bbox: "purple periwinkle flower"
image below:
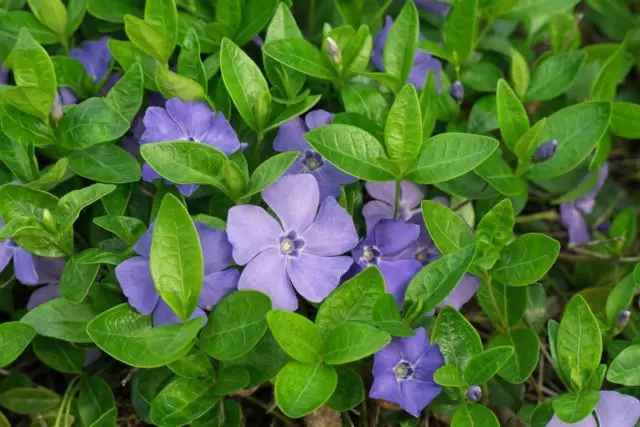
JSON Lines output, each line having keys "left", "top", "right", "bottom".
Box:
{"left": 140, "top": 98, "right": 242, "bottom": 197}
{"left": 0, "top": 63, "right": 8, "bottom": 85}
{"left": 70, "top": 37, "right": 113, "bottom": 83}
{"left": 560, "top": 163, "right": 609, "bottom": 246}
{"left": 372, "top": 16, "right": 443, "bottom": 91}
{"left": 547, "top": 391, "right": 640, "bottom": 427}
{"left": 351, "top": 219, "right": 422, "bottom": 306}
{"left": 616, "top": 310, "right": 631, "bottom": 329}
{"left": 414, "top": 0, "right": 451, "bottom": 16}
{"left": 326, "top": 37, "right": 342, "bottom": 65}
{"left": 467, "top": 385, "right": 482, "bottom": 402}
{"left": 535, "top": 139, "right": 558, "bottom": 161}
{"left": 450, "top": 80, "right": 464, "bottom": 102}
{"left": 273, "top": 110, "right": 357, "bottom": 199}
{"left": 226, "top": 174, "right": 358, "bottom": 310}
{"left": 0, "top": 220, "right": 65, "bottom": 310}
{"left": 370, "top": 328, "right": 444, "bottom": 417}
{"left": 115, "top": 222, "right": 240, "bottom": 326}
{"left": 362, "top": 181, "right": 425, "bottom": 232}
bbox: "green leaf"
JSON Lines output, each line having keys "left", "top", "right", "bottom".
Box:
{"left": 106, "top": 63, "right": 144, "bottom": 123}
{"left": 140, "top": 142, "right": 227, "bottom": 189}
{"left": 27, "top": 0, "right": 68, "bottom": 38}
{"left": 606, "top": 344, "right": 640, "bottom": 386}
{"left": 0, "top": 12, "right": 59, "bottom": 59}
{"left": 21, "top": 298, "right": 97, "bottom": 343}
{"left": 610, "top": 102, "right": 640, "bottom": 139}
{"left": 474, "top": 150, "right": 527, "bottom": 196}
{"left": 267, "top": 310, "right": 322, "bottom": 364}
{"left": 304, "top": 124, "right": 395, "bottom": 182}
{"left": 327, "top": 367, "right": 364, "bottom": 412}
{"left": 77, "top": 377, "right": 116, "bottom": 427}
{"left": 434, "top": 365, "right": 467, "bottom": 387}
{"left": 432, "top": 306, "right": 483, "bottom": 371}
{"left": 315, "top": 267, "right": 385, "bottom": 336}
{"left": 383, "top": 0, "right": 418, "bottom": 83}
{"left": 421, "top": 200, "right": 474, "bottom": 255}
{"left": 0, "top": 103, "right": 56, "bottom": 148}
{"left": 608, "top": 207, "right": 636, "bottom": 255}
{"left": 372, "top": 294, "right": 414, "bottom": 337}
{"left": 275, "top": 361, "right": 337, "bottom": 419}
{"left": 461, "top": 61, "right": 502, "bottom": 93}
{"left": 467, "top": 95, "right": 498, "bottom": 135}
{"left": 59, "top": 256, "right": 100, "bottom": 304}
{"left": 404, "top": 245, "right": 476, "bottom": 316}
{"left": 0, "top": 387, "right": 60, "bottom": 414}
{"left": 590, "top": 40, "right": 626, "bottom": 102}
{"left": 66, "top": 0, "right": 88, "bottom": 35}
{"left": 87, "top": 304, "right": 202, "bottom": 368}
{"left": 557, "top": 295, "right": 602, "bottom": 390}
{"left": 552, "top": 391, "right": 599, "bottom": 424}
{"left": 123, "top": 15, "right": 172, "bottom": 63}
{"left": 497, "top": 79, "right": 529, "bottom": 153}
{"left": 150, "top": 193, "right": 203, "bottom": 321}
{"left": 220, "top": 38, "right": 271, "bottom": 131}
{"left": 405, "top": 133, "right": 499, "bottom": 184}
{"left": 444, "top": 0, "right": 477, "bottom": 65}
{"left": 477, "top": 280, "right": 527, "bottom": 331}
{"left": 68, "top": 144, "right": 141, "bottom": 184}
{"left": 31, "top": 336, "right": 85, "bottom": 373}
{"left": 211, "top": 365, "right": 249, "bottom": 395}
{"left": 200, "top": 290, "right": 271, "bottom": 361}
{"left": 155, "top": 67, "right": 206, "bottom": 101}
{"left": 451, "top": 404, "right": 500, "bottom": 427}
{"left": 265, "top": 94, "right": 322, "bottom": 132}
{"left": 215, "top": 0, "right": 242, "bottom": 34}
{"left": 168, "top": 348, "right": 214, "bottom": 380}
{"left": 108, "top": 39, "right": 160, "bottom": 91}
{"left": 502, "top": 0, "right": 580, "bottom": 20}
{"left": 25, "top": 158, "right": 69, "bottom": 191}
{"left": 510, "top": 49, "right": 530, "bottom": 99}
{"left": 87, "top": 0, "right": 142, "bottom": 23}
{"left": 150, "top": 378, "right": 218, "bottom": 427}
{"left": 233, "top": 0, "right": 279, "bottom": 46}
{"left": 489, "top": 329, "right": 540, "bottom": 384}
{"left": 245, "top": 152, "right": 297, "bottom": 197}
{"left": 474, "top": 199, "right": 514, "bottom": 270}
{"left": 491, "top": 233, "right": 560, "bottom": 286}
{"left": 192, "top": 398, "right": 242, "bottom": 427}
{"left": 340, "top": 83, "right": 390, "bottom": 124}
{"left": 0, "top": 322, "right": 36, "bottom": 368}
{"left": 420, "top": 71, "right": 439, "bottom": 139}
{"left": 263, "top": 38, "right": 336, "bottom": 80}
{"left": 0, "top": 132, "right": 39, "bottom": 183}
{"left": 463, "top": 347, "right": 514, "bottom": 385}
{"left": 93, "top": 215, "right": 145, "bottom": 245}
{"left": 384, "top": 84, "right": 422, "bottom": 165}
{"left": 525, "top": 51, "right": 585, "bottom": 101}
{"left": 58, "top": 98, "right": 131, "bottom": 150}
{"left": 56, "top": 183, "right": 115, "bottom": 231}
{"left": 605, "top": 269, "right": 638, "bottom": 326}
{"left": 322, "top": 323, "right": 391, "bottom": 365}
{"left": 143, "top": 0, "right": 177, "bottom": 61}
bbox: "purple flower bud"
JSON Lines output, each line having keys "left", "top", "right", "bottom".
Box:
{"left": 252, "top": 36, "right": 264, "bottom": 47}
{"left": 467, "top": 385, "right": 482, "bottom": 402}
{"left": 0, "top": 62, "right": 9, "bottom": 85}
{"left": 51, "top": 92, "right": 64, "bottom": 122}
{"left": 616, "top": 310, "right": 631, "bottom": 330}
{"left": 535, "top": 139, "right": 558, "bottom": 161}
{"left": 326, "top": 37, "right": 342, "bottom": 65}
{"left": 450, "top": 81, "right": 464, "bottom": 102}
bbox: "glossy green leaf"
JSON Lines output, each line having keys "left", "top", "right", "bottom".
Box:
{"left": 0, "top": 387, "right": 60, "bottom": 414}
{"left": 489, "top": 328, "right": 540, "bottom": 384}
{"left": 32, "top": 336, "right": 84, "bottom": 374}
{"left": 151, "top": 377, "right": 218, "bottom": 427}
{"left": 105, "top": 63, "right": 144, "bottom": 123}
{"left": 463, "top": 347, "right": 514, "bottom": 385}
{"left": 497, "top": 79, "right": 529, "bottom": 152}
{"left": 168, "top": 348, "right": 214, "bottom": 380}
{"left": 451, "top": 404, "right": 500, "bottom": 427}
{"left": 77, "top": 377, "right": 116, "bottom": 427}
{"left": 477, "top": 280, "right": 527, "bottom": 331}
{"left": 192, "top": 398, "right": 242, "bottom": 427}
{"left": 263, "top": 38, "right": 335, "bottom": 80}
{"left": 503, "top": 0, "right": 580, "bottom": 20}
{"left": 434, "top": 365, "right": 467, "bottom": 387}
{"left": 491, "top": 233, "right": 560, "bottom": 286}
{"left": 474, "top": 199, "right": 514, "bottom": 270}
{"left": 267, "top": 310, "right": 322, "bottom": 364}
{"left": 275, "top": 361, "right": 337, "bottom": 419}
{"left": 233, "top": 0, "right": 279, "bottom": 47}
{"left": 59, "top": 256, "right": 100, "bottom": 304}
{"left": 340, "top": 83, "right": 390, "bottom": 124}
{"left": 21, "top": 298, "right": 96, "bottom": 343}
{"left": 420, "top": 71, "right": 439, "bottom": 139}
{"left": 68, "top": 143, "right": 141, "bottom": 184}
{"left": 606, "top": 344, "right": 640, "bottom": 386}
{"left": 383, "top": 0, "right": 418, "bottom": 82}
{"left": 510, "top": 49, "right": 529, "bottom": 99}
{"left": 552, "top": 391, "right": 599, "bottom": 424}
{"left": 525, "top": 51, "right": 585, "bottom": 101}
{"left": 0, "top": 322, "right": 36, "bottom": 368}
{"left": 56, "top": 183, "right": 116, "bottom": 232}
{"left": 610, "top": 102, "right": 640, "bottom": 139}
{"left": 58, "top": 98, "right": 130, "bottom": 150}
{"left": 384, "top": 84, "right": 422, "bottom": 164}
{"left": 590, "top": 40, "right": 626, "bottom": 102}
{"left": 327, "top": 367, "right": 364, "bottom": 412}
{"left": 421, "top": 200, "right": 474, "bottom": 255}
{"left": 432, "top": 306, "right": 483, "bottom": 371}
{"left": 605, "top": 270, "right": 638, "bottom": 326}
{"left": 467, "top": 95, "right": 498, "bottom": 135}
{"left": 372, "top": 294, "right": 414, "bottom": 337}
{"left": 444, "top": 0, "right": 477, "bottom": 65}
{"left": 474, "top": 150, "right": 527, "bottom": 196}
{"left": 322, "top": 323, "right": 390, "bottom": 365}
{"left": 27, "top": 0, "right": 67, "bottom": 38}
{"left": 245, "top": 152, "right": 297, "bottom": 197}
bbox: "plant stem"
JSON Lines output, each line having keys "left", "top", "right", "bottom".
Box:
{"left": 307, "top": 0, "right": 316, "bottom": 37}
{"left": 393, "top": 179, "right": 402, "bottom": 218}
{"left": 515, "top": 210, "right": 558, "bottom": 223}
{"left": 251, "top": 131, "right": 266, "bottom": 169}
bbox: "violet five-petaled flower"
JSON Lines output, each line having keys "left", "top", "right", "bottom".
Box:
{"left": 0, "top": 219, "right": 65, "bottom": 310}
{"left": 362, "top": 182, "right": 480, "bottom": 310}
{"left": 273, "top": 110, "right": 357, "bottom": 199}
{"left": 370, "top": 328, "right": 444, "bottom": 417}
{"left": 535, "top": 139, "right": 558, "bottom": 161}
{"left": 559, "top": 162, "right": 609, "bottom": 246}
{"left": 372, "top": 16, "right": 443, "bottom": 91}
{"left": 414, "top": 0, "right": 452, "bottom": 16}
{"left": 139, "top": 98, "right": 242, "bottom": 197}
{"left": 547, "top": 391, "right": 640, "bottom": 427}
{"left": 226, "top": 174, "right": 358, "bottom": 310}
{"left": 115, "top": 222, "right": 239, "bottom": 326}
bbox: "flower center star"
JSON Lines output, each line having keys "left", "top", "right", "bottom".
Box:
{"left": 279, "top": 231, "right": 305, "bottom": 256}
{"left": 361, "top": 245, "right": 381, "bottom": 266}
{"left": 393, "top": 360, "right": 414, "bottom": 381}
{"left": 302, "top": 150, "right": 324, "bottom": 171}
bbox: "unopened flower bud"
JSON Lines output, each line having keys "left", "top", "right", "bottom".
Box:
{"left": 42, "top": 208, "right": 56, "bottom": 233}
{"left": 535, "top": 139, "right": 558, "bottom": 161}
{"left": 467, "top": 385, "right": 482, "bottom": 402}
{"left": 616, "top": 310, "right": 631, "bottom": 330}
{"left": 326, "top": 37, "right": 342, "bottom": 65}
{"left": 450, "top": 81, "right": 464, "bottom": 103}
{"left": 51, "top": 91, "right": 64, "bottom": 122}
{"left": 252, "top": 36, "right": 264, "bottom": 47}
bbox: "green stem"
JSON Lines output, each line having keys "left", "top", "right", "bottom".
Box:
{"left": 251, "top": 131, "right": 266, "bottom": 169}
{"left": 515, "top": 210, "right": 558, "bottom": 223}
{"left": 307, "top": 0, "right": 316, "bottom": 37}
{"left": 393, "top": 179, "right": 402, "bottom": 218}
{"left": 367, "top": 0, "right": 394, "bottom": 27}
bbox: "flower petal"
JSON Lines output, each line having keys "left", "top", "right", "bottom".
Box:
{"left": 374, "top": 220, "right": 420, "bottom": 256}
{"left": 399, "top": 379, "right": 441, "bottom": 417}
{"left": 153, "top": 299, "right": 207, "bottom": 327}
{"left": 164, "top": 99, "right": 213, "bottom": 140}
{"left": 13, "top": 248, "right": 39, "bottom": 286}
{"left": 0, "top": 241, "right": 15, "bottom": 274}
{"left": 238, "top": 248, "right": 297, "bottom": 310}
{"left": 198, "top": 112, "right": 242, "bottom": 155}
{"left": 177, "top": 183, "right": 200, "bottom": 197}
{"left": 560, "top": 203, "right": 590, "bottom": 245}
{"left": 31, "top": 256, "right": 65, "bottom": 283}
{"left": 302, "top": 198, "right": 358, "bottom": 256}
{"left": 594, "top": 391, "right": 640, "bottom": 427}
{"left": 408, "top": 51, "right": 442, "bottom": 90}
{"left": 115, "top": 256, "right": 159, "bottom": 315}
{"left": 287, "top": 253, "right": 353, "bottom": 303}
{"left": 369, "top": 372, "right": 403, "bottom": 409}
{"left": 394, "top": 328, "right": 430, "bottom": 362}
{"left": 263, "top": 174, "right": 319, "bottom": 233}
{"left": 372, "top": 341, "right": 403, "bottom": 376}
{"left": 199, "top": 269, "right": 239, "bottom": 310}
{"left": 141, "top": 163, "right": 161, "bottom": 183}
{"left": 196, "top": 222, "right": 234, "bottom": 274}
{"left": 438, "top": 274, "right": 480, "bottom": 310}
{"left": 140, "top": 106, "right": 186, "bottom": 143}
{"left": 133, "top": 223, "right": 155, "bottom": 258}
{"left": 273, "top": 117, "right": 310, "bottom": 153}
{"left": 366, "top": 181, "right": 425, "bottom": 209}
{"left": 27, "top": 284, "right": 61, "bottom": 310}
{"left": 304, "top": 110, "right": 333, "bottom": 130}
{"left": 547, "top": 415, "right": 597, "bottom": 427}
{"left": 372, "top": 16, "right": 393, "bottom": 72}
{"left": 363, "top": 200, "right": 394, "bottom": 233}
{"left": 378, "top": 259, "right": 423, "bottom": 306}
{"left": 226, "top": 205, "right": 281, "bottom": 265}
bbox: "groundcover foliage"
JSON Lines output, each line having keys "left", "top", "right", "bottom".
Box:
{"left": 0, "top": 0, "right": 639, "bottom": 425}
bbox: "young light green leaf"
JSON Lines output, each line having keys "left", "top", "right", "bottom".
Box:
{"left": 109, "top": 39, "right": 160, "bottom": 91}
{"left": 474, "top": 199, "right": 514, "bottom": 270}
{"left": 215, "top": 0, "right": 242, "bottom": 34}
{"left": 155, "top": 67, "right": 205, "bottom": 101}
{"left": 265, "top": 94, "right": 322, "bottom": 131}
{"left": 372, "top": 294, "right": 414, "bottom": 337}
{"left": 384, "top": 84, "right": 422, "bottom": 164}
{"left": 463, "top": 346, "right": 514, "bottom": 385}
{"left": 525, "top": 51, "right": 585, "bottom": 101}
{"left": 405, "top": 133, "right": 499, "bottom": 184}
{"left": 87, "top": 304, "right": 202, "bottom": 368}
{"left": 0, "top": 133, "right": 39, "bottom": 184}
{"left": 322, "top": 323, "right": 391, "bottom": 365}
{"left": 552, "top": 391, "right": 600, "bottom": 424}
{"left": 263, "top": 38, "right": 336, "bottom": 80}
{"left": 246, "top": 152, "right": 297, "bottom": 197}
{"left": 21, "top": 298, "right": 97, "bottom": 343}
{"left": 420, "top": 71, "right": 439, "bottom": 139}
{"left": 489, "top": 328, "right": 539, "bottom": 384}
{"left": 304, "top": 124, "right": 396, "bottom": 182}
{"left": 56, "top": 183, "right": 116, "bottom": 231}
{"left": 605, "top": 271, "right": 638, "bottom": 326}
{"left": 421, "top": 200, "right": 474, "bottom": 255}
{"left": 434, "top": 365, "right": 467, "bottom": 387}
{"left": 497, "top": 79, "right": 529, "bottom": 152}
{"left": 557, "top": 295, "right": 602, "bottom": 390}
{"left": 610, "top": 102, "right": 640, "bottom": 139}
{"left": 267, "top": 310, "right": 322, "bottom": 364}
{"left": 0, "top": 322, "right": 36, "bottom": 368}
{"left": 443, "top": 0, "right": 477, "bottom": 65}
{"left": 151, "top": 378, "right": 218, "bottom": 427}
{"left": 105, "top": 63, "right": 144, "bottom": 123}
{"left": 123, "top": 16, "right": 173, "bottom": 63}
{"left": 510, "top": 49, "right": 529, "bottom": 99}
{"left": 383, "top": 0, "right": 418, "bottom": 83}
{"left": 606, "top": 344, "right": 640, "bottom": 386}
{"left": 150, "top": 194, "right": 203, "bottom": 321}
{"left": 275, "top": 361, "right": 337, "bottom": 419}
{"left": 491, "top": 233, "right": 559, "bottom": 286}
{"left": 451, "top": 404, "right": 500, "bottom": 427}
{"left": 432, "top": 306, "right": 483, "bottom": 371}
{"left": 27, "top": 0, "right": 68, "bottom": 38}
{"left": 220, "top": 38, "right": 271, "bottom": 131}
{"left": 199, "top": 290, "right": 271, "bottom": 361}
{"left": 590, "top": 40, "right": 626, "bottom": 101}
